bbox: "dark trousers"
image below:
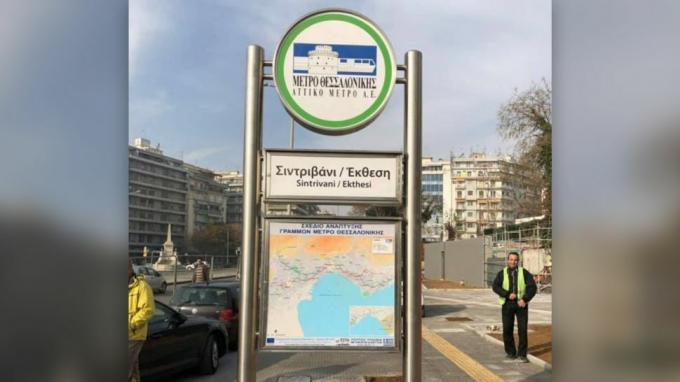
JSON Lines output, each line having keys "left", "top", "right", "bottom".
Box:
{"left": 502, "top": 301, "right": 528, "bottom": 357}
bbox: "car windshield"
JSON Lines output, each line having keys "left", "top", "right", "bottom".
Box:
{"left": 170, "top": 287, "right": 229, "bottom": 306}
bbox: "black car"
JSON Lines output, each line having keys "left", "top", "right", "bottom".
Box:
{"left": 169, "top": 281, "right": 240, "bottom": 350}
{"left": 139, "top": 301, "right": 229, "bottom": 380}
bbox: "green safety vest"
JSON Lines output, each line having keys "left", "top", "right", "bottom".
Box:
{"left": 499, "top": 266, "right": 526, "bottom": 305}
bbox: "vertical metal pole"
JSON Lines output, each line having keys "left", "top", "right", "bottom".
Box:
{"left": 518, "top": 228, "right": 523, "bottom": 267}
{"left": 173, "top": 254, "right": 178, "bottom": 296}
{"left": 287, "top": 118, "right": 294, "bottom": 215}
{"left": 440, "top": 247, "right": 445, "bottom": 280}
{"left": 404, "top": 50, "right": 422, "bottom": 382}
{"left": 238, "top": 45, "right": 263, "bottom": 382}
{"left": 440, "top": 228, "right": 445, "bottom": 280}
{"left": 210, "top": 256, "right": 214, "bottom": 281}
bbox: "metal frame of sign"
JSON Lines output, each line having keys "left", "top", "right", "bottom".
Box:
{"left": 258, "top": 217, "right": 402, "bottom": 352}
{"left": 240, "top": 34, "right": 422, "bottom": 382}
{"left": 272, "top": 8, "right": 397, "bottom": 135}
{"left": 264, "top": 149, "right": 403, "bottom": 205}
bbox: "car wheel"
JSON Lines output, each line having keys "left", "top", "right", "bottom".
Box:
{"left": 198, "top": 335, "right": 219, "bottom": 375}
{"left": 159, "top": 282, "right": 167, "bottom": 294}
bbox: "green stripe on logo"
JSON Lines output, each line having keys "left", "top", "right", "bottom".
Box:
{"left": 274, "top": 12, "right": 395, "bottom": 132}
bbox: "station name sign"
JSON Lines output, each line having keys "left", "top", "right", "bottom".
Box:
{"left": 265, "top": 150, "right": 401, "bottom": 203}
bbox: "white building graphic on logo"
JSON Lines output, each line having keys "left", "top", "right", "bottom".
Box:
{"left": 293, "top": 45, "right": 376, "bottom": 76}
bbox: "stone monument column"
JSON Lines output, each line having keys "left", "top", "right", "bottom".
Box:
{"left": 153, "top": 224, "right": 180, "bottom": 271}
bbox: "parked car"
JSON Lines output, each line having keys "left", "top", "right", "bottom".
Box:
{"left": 169, "top": 281, "right": 240, "bottom": 350}
{"left": 133, "top": 265, "right": 167, "bottom": 294}
{"left": 139, "top": 301, "right": 229, "bottom": 380}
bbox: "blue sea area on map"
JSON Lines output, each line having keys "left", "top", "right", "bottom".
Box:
{"left": 298, "top": 272, "right": 393, "bottom": 337}
{"left": 351, "top": 316, "right": 387, "bottom": 336}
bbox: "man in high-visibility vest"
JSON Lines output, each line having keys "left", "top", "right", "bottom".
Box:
{"left": 492, "top": 251, "right": 537, "bottom": 363}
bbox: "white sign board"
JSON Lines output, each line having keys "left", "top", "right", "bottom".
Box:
{"left": 273, "top": 9, "right": 396, "bottom": 135}
{"left": 261, "top": 220, "right": 399, "bottom": 350}
{"left": 265, "top": 150, "right": 401, "bottom": 203}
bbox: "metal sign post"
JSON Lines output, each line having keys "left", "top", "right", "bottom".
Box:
{"left": 238, "top": 9, "right": 422, "bottom": 382}
{"left": 238, "top": 45, "right": 263, "bottom": 382}
{"left": 403, "top": 50, "right": 423, "bottom": 382}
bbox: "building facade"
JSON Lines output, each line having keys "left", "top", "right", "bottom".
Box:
{"left": 185, "top": 164, "right": 227, "bottom": 235}
{"left": 215, "top": 170, "right": 244, "bottom": 224}
{"left": 421, "top": 157, "right": 452, "bottom": 241}
{"left": 129, "top": 138, "right": 188, "bottom": 256}
{"left": 129, "top": 138, "right": 238, "bottom": 256}
{"left": 447, "top": 153, "right": 540, "bottom": 239}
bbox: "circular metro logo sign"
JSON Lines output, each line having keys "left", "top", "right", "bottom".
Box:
{"left": 273, "top": 9, "right": 396, "bottom": 135}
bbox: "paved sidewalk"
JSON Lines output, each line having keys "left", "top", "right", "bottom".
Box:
{"left": 166, "top": 288, "right": 552, "bottom": 381}
{"left": 423, "top": 289, "right": 552, "bottom": 381}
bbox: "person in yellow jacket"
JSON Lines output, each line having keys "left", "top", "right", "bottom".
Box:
{"left": 128, "top": 260, "right": 155, "bottom": 382}
{"left": 492, "top": 252, "right": 537, "bottom": 363}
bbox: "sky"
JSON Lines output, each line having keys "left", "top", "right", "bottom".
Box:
{"left": 130, "top": 0, "right": 551, "bottom": 172}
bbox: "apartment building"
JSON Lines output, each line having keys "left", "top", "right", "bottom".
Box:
{"left": 185, "top": 164, "right": 227, "bottom": 234}
{"left": 128, "top": 138, "right": 188, "bottom": 255}
{"left": 215, "top": 170, "right": 244, "bottom": 224}
{"left": 129, "top": 138, "right": 237, "bottom": 256}
{"left": 421, "top": 157, "right": 452, "bottom": 241}
{"left": 448, "top": 153, "right": 540, "bottom": 239}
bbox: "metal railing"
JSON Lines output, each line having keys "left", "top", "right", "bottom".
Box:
{"left": 129, "top": 254, "right": 239, "bottom": 296}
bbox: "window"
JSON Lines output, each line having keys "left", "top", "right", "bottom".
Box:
{"left": 467, "top": 171, "right": 472, "bottom": 176}
{"left": 457, "top": 191, "right": 462, "bottom": 197}
{"left": 479, "top": 191, "right": 484, "bottom": 197}
{"left": 149, "top": 304, "right": 172, "bottom": 325}
{"left": 467, "top": 212, "right": 473, "bottom": 217}
{"left": 170, "top": 287, "right": 230, "bottom": 306}
{"left": 467, "top": 191, "right": 473, "bottom": 196}
{"left": 466, "top": 201, "right": 474, "bottom": 207}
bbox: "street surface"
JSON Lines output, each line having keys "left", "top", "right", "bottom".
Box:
{"left": 155, "top": 286, "right": 552, "bottom": 382}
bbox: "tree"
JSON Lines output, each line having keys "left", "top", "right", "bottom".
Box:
{"left": 189, "top": 223, "right": 242, "bottom": 259}
{"left": 349, "top": 196, "right": 439, "bottom": 221}
{"left": 497, "top": 79, "right": 552, "bottom": 219}
{"left": 420, "top": 195, "right": 440, "bottom": 223}
{"left": 443, "top": 209, "right": 463, "bottom": 241}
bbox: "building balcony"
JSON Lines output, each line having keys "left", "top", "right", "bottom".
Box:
{"left": 129, "top": 166, "right": 188, "bottom": 184}
{"left": 129, "top": 153, "right": 186, "bottom": 173}
{"left": 129, "top": 180, "right": 187, "bottom": 194}
{"left": 129, "top": 228, "right": 185, "bottom": 237}
{"left": 129, "top": 192, "right": 187, "bottom": 205}
{"left": 129, "top": 217, "right": 186, "bottom": 226}
{"left": 129, "top": 204, "right": 186, "bottom": 216}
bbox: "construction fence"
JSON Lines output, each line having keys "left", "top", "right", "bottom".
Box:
{"left": 484, "top": 226, "right": 552, "bottom": 292}
{"left": 423, "top": 237, "right": 486, "bottom": 287}
{"left": 423, "top": 225, "right": 552, "bottom": 292}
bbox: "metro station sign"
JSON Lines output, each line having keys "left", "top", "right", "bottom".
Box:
{"left": 273, "top": 9, "right": 396, "bottom": 135}
{"left": 264, "top": 150, "right": 402, "bottom": 203}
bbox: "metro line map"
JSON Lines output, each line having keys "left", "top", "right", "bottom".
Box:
{"left": 264, "top": 221, "right": 397, "bottom": 348}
